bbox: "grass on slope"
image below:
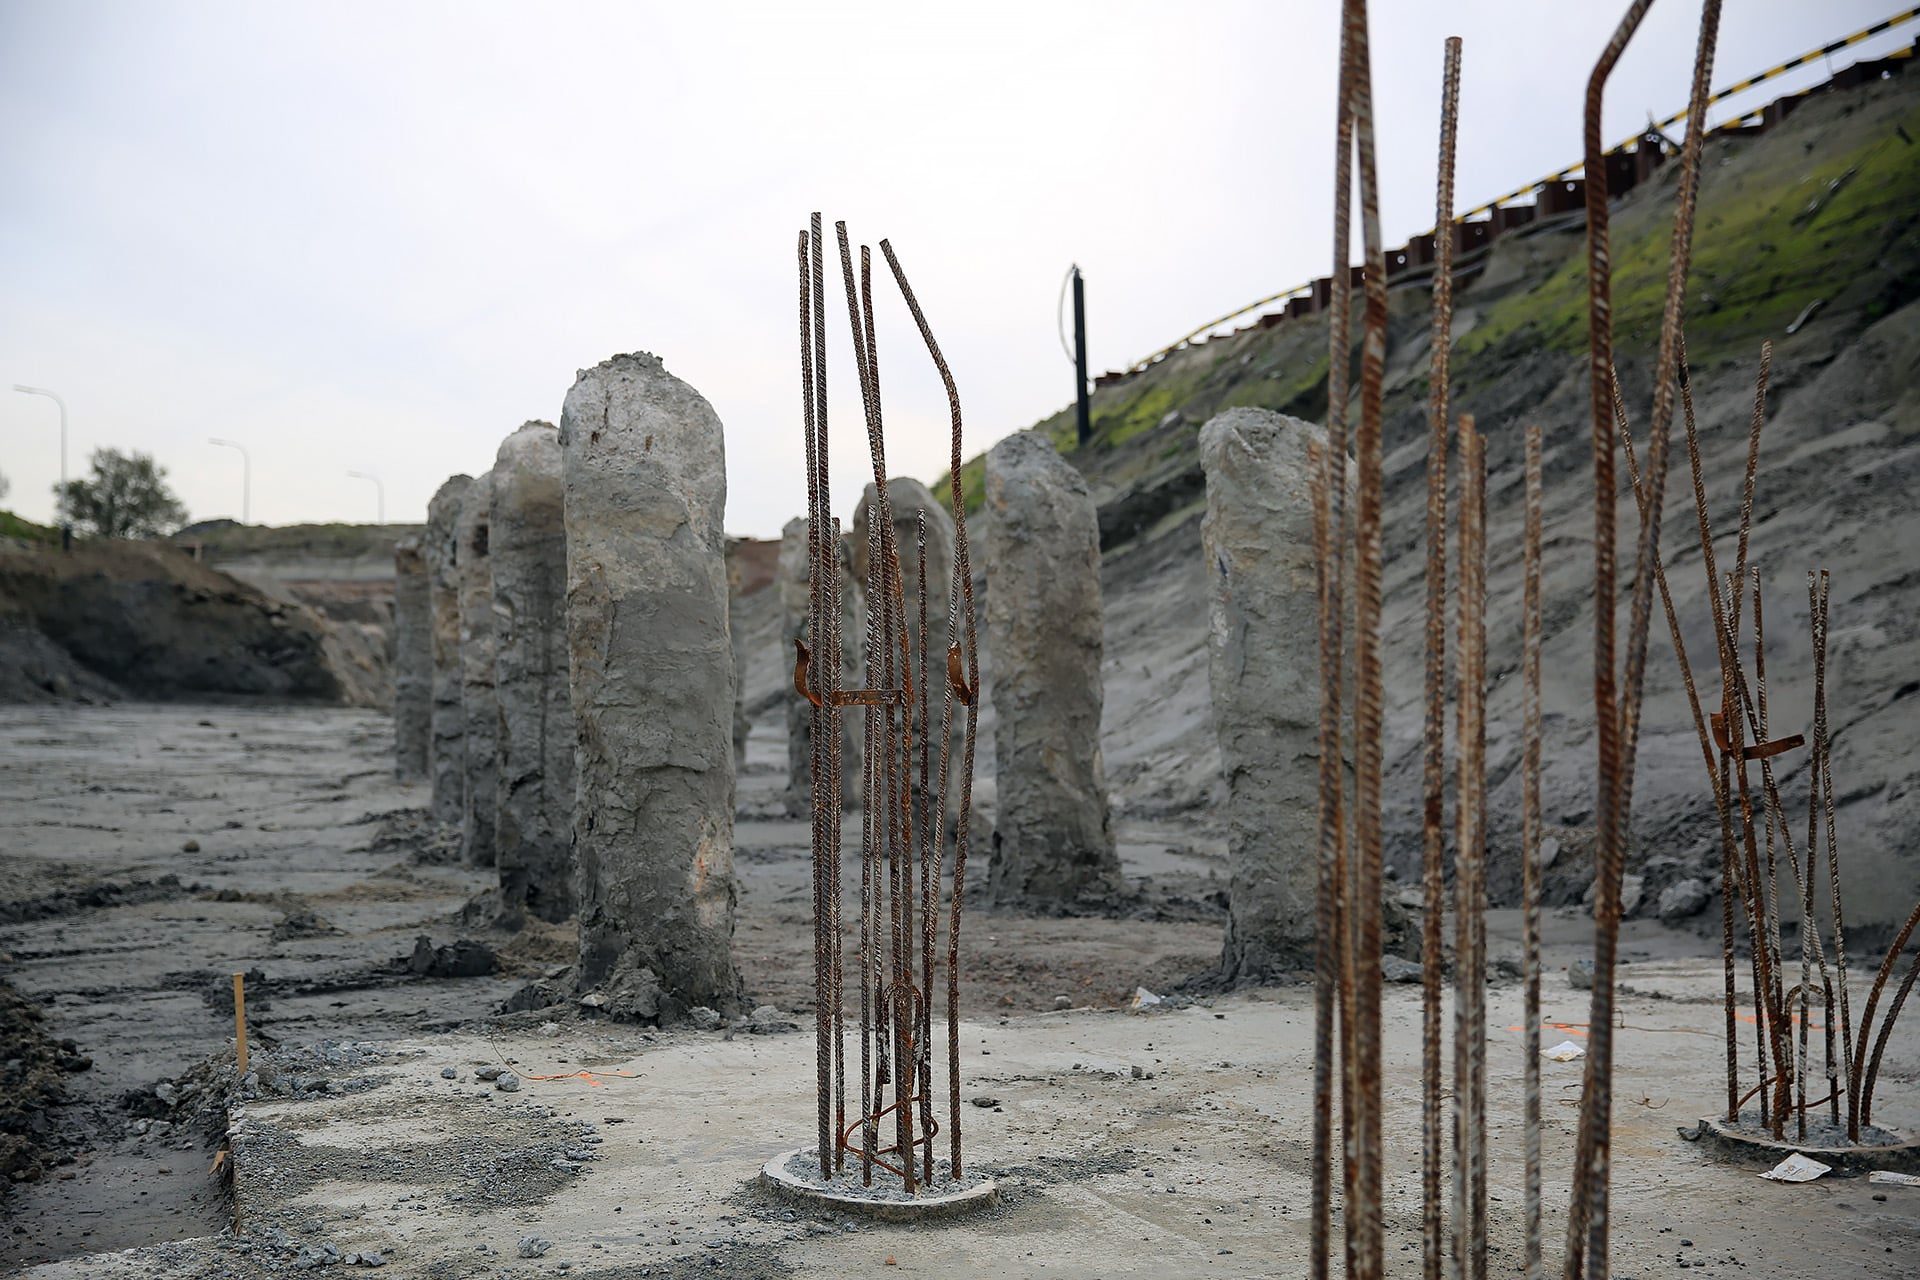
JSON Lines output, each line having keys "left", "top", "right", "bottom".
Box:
{"left": 940, "top": 75, "right": 1920, "bottom": 517}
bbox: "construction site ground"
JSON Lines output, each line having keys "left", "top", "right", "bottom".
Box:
{"left": 3, "top": 703, "right": 1916, "bottom": 1278}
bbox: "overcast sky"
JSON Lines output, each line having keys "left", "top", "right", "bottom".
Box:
{"left": 0, "top": 1, "right": 1905, "bottom": 537}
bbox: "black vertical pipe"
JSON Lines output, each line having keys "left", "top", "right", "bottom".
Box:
{"left": 1072, "top": 266, "right": 1091, "bottom": 447}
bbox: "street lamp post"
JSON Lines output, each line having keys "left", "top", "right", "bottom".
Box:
{"left": 208, "top": 437, "right": 250, "bottom": 525}
{"left": 346, "top": 470, "right": 385, "bottom": 525}
{"left": 12, "top": 385, "right": 69, "bottom": 547}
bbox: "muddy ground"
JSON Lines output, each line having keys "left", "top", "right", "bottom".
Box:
{"left": 2, "top": 703, "right": 1915, "bottom": 1277}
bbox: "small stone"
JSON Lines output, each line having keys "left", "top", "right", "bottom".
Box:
{"left": 474, "top": 1065, "right": 505, "bottom": 1081}
{"left": 689, "top": 1006, "right": 722, "bottom": 1031}
{"left": 181, "top": 839, "right": 200, "bottom": 853}
{"left": 1619, "top": 874, "right": 1645, "bottom": 918}
{"left": 518, "top": 1235, "right": 552, "bottom": 1259}
{"left": 1658, "top": 878, "right": 1711, "bottom": 921}
{"left": 1569, "top": 957, "right": 1594, "bottom": 990}
{"left": 1382, "top": 955, "right": 1423, "bottom": 984}
{"left": 496, "top": 1073, "right": 521, "bottom": 1092}
{"left": 440, "top": 1067, "right": 457, "bottom": 1080}
{"left": 971, "top": 1096, "right": 1000, "bottom": 1108}
{"left": 1130, "top": 1065, "right": 1146, "bottom": 1080}
{"left": 1052, "top": 996, "right": 1072, "bottom": 1010}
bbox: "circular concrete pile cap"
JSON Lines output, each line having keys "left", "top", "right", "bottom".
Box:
{"left": 1690, "top": 1115, "right": 1920, "bottom": 1175}
{"left": 759, "top": 1148, "right": 999, "bottom": 1221}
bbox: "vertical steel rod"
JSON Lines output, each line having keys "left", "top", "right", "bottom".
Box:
{"left": 1346, "top": 0, "right": 1390, "bottom": 1272}
{"left": 1562, "top": 7, "right": 1653, "bottom": 1276}
{"left": 880, "top": 238, "right": 977, "bottom": 1184}
{"left": 1522, "top": 424, "right": 1545, "bottom": 1280}
{"left": 1422, "top": 37, "right": 1461, "bottom": 1280}
{"left": 799, "top": 227, "right": 832, "bottom": 1178}
{"left": 1314, "top": 7, "right": 1357, "bottom": 1273}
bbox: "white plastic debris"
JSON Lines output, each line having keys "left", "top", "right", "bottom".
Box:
{"left": 1128, "top": 986, "right": 1164, "bottom": 1013}
{"left": 1759, "top": 1153, "right": 1831, "bottom": 1183}
{"left": 1542, "top": 1040, "right": 1586, "bottom": 1062}
{"left": 1869, "top": 1170, "right": 1920, "bottom": 1187}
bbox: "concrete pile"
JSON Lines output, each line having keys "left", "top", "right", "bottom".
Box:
{"left": 852, "top": 476, "right": 956, "bottom": 821}
{"left": 456, "top": 470, "right": 499, "bottom": 867}
{"left": 391, "top": 535, "right": 431, "bottom": 783}
{"left": 560, "top": 352, "right": 742, "bottom": 1019}
{"left": 425, "top": 475, "right": 473, "bottom": 825}
{"left": 490, "top": 422, "right": 574, "bottom": 923}
{"left": 1199, "top": 408, "right": 1347, "bottom": 983}
{"left": 777, "top": 515, "right": 861, "bottom": 816}
{"left": 983, "top": 432, "right": 1119, "bottom": 906}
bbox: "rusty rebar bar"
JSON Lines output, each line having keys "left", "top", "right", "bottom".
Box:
{"left": 879, "top": 237, "right": 978, "bottom": 1183}
{"left": 1422, "top": 37, "right": 1461, "bottom": 1280}
{"left": 1753, "top": 568, "right": 1819, "bottom": 1142}
{"left": 1308, "top": 435, "right": 1339, "bottom": 1280}
{"left": 1314, "top": 6, "right": 1357, "bottom": 1273}
{"left": 867, "top": 246, "right": 920, "bottom": 1195}
{"left": 1861, "top": 929, "right": 1920, "bottom": 1129}
{"left": 1522, "top": 424, "right": 1545, "bottom": 1280}
{"left": 1453, "top": 417, "right": 1489, "bottom": 1280}
{"left": 1346, "top": 0, "right": 1390, "bottom": 1271}
{"left": 1614, "top": 365, "right": 1743, "bottom": 1121}
{"left": 1752, "top": 569, "right": 1795, "bottom": 1136}
{"left": 1600, "top": 0, "right": 1722, "bottom": 1262}
{"left": 1854, "top": 898, "right": 1920, "bottom": 1130}
{"left": 836, "top": 218, "right": 895, "bottom": 1185}
{"left": 828, "top": 517, "right": 847, "bottom": 1172}
{"left": 1562, "top": 6, "right": 1652, "bottom": 1276}
{"left": 799, "top": 226, "right": 833, "bottom": 1179}
{"left": 916, "top": 511, "right": 936, "bottom": 1183}
{"left": 1808, "top": 570, "right": 1857, "bottom": 1139}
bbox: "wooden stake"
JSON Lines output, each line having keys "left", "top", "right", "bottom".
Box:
{"left": 233, "top": 972, "right": 250, "bottom": 1075}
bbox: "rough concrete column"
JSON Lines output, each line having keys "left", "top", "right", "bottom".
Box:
{"left": 457, "top": 468, "right": 499, "bottom": 867}
{"left": 725, "top": 546, "right": 750, "bottom": 773}
{"left": 560, "top": 352, "right": 740, "bottom": 1018}
{"left": 1200, "top": 408, "right": 1348, "bottom": 982}
{"left": 426, "top": 475, "right": 473, "bottom": 824}
{"left": 852, "top": 476, "right": 957, "bottom": 819}
{"left": 984, "top": 432, "right": 1120, "bottom": 905}
{"left": 778, "top": 516, "right": 862, "bottom": 816}
{"left": 490, "top": 421, "right": 574, "bottom": 923}
{"left": 392, "top": 535, "right": 432, "bottom": 783}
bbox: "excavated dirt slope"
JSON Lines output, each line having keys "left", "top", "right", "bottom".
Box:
{"left": 0, "top": 538, "right": 388, "bottom": 707}
{"left": 915, "top": 70, "right": 1920, "bottom": 944}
